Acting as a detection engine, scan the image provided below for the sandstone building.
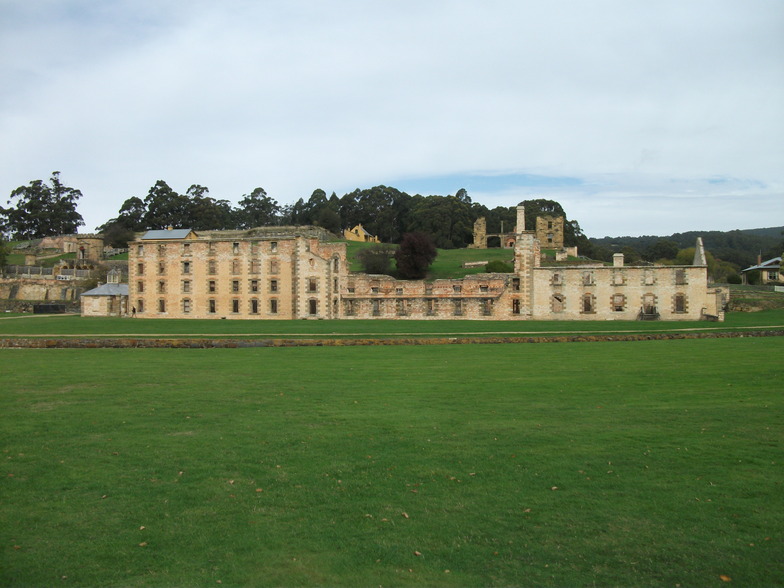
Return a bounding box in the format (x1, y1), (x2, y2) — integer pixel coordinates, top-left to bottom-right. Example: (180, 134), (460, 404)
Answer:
(125, 207), (727, 321)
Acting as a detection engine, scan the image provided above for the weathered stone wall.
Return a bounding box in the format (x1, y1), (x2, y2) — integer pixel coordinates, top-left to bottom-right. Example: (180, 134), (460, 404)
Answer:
(535, 216), (564, 249)
(129, 232), (347, 320)
(0, 278), (83, 302)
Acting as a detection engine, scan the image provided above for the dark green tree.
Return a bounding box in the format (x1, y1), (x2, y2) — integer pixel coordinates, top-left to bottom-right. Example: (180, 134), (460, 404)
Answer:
(339, 186), (412, 243)
(235, 188), (281, 228)
(1, 172), (84, 239)
(644, 239), (680, 261)
(395, 232), (437, 279)
(408, 194), (473, 249)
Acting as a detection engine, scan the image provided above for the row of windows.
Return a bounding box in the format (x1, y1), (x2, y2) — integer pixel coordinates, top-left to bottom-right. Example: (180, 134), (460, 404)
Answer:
(135, 277), (324, 294)
(136, 259), (282, 276)
(137, 297), (284, 315)
(552, 269), (689, 287)
(344, 298), (497, 317)
(551, 293), (688, 314)
(137, 241), (279, 256)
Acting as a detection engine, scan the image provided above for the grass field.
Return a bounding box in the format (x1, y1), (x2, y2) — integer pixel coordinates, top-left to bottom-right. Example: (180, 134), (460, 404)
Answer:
(1, 336), (782, 586)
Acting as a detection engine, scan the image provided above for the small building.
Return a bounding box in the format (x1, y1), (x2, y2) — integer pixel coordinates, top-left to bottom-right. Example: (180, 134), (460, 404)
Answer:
(741, 256), (782, 285)
(80, 269), (129, 317)
(343, 224), (379, 243)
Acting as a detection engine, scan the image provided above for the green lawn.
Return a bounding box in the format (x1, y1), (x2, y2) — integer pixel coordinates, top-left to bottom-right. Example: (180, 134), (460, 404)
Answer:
(1, 310), (783, 339)
(1, 337), (782, 587)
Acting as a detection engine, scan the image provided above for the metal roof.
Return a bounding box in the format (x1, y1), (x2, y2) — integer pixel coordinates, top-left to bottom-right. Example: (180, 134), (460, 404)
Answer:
(141, 229), (194, 240)
(81, 283), (129, 297)
(742, 257), (781, 272)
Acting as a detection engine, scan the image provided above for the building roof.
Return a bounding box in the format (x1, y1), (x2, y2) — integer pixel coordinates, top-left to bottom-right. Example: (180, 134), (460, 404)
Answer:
(81, 283), (129, 297)
(742, 257), (781, 272)
(141, 229), (194, 240)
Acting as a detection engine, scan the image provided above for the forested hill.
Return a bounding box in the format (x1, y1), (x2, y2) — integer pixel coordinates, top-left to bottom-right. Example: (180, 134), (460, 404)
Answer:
(589, 227), (784, 268)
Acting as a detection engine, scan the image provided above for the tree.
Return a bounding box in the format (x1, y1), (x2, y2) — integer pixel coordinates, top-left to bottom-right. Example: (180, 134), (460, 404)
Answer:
(395, 232), (437, 279)
(1, 171), (84, 239)
(0, 238), (9, 268)
(645, 239), (679, 262)
(235, 188), (281, 228)
(408, 194), (473, 249)
(356, 243), (397, 275)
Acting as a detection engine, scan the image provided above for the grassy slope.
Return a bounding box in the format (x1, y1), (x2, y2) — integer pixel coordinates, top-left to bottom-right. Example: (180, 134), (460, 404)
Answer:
(1, 338), (781, 587)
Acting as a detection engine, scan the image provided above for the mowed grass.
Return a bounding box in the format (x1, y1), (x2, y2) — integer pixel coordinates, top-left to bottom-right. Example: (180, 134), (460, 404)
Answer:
(1, 338), (782, 587)
(1, 309), (783, 339)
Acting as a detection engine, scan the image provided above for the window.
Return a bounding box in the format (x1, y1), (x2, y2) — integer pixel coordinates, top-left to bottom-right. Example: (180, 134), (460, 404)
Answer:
(512, 278), (520, 292)
(158, 262), (166, 274)
(552, 273), (562, 286)
(250, 280), (259, 293)
(309, 299), (318, 315)
(182, 298), (191, 314)
(270, 241), (277, 252)
(551, 294), (565, 313)
(270, 299), (278, 314)
(333, 278), (338, 290)
(270, 279), (278, 292)
(232, 299), (240, 313)
(208, 280), (216, 293)
(371, 287), (379, 294)
(333, 258), (339, 271)
(233, 242), (240, 254)
(231, 259), (240, 274)
(426, 299), (436, 316)
(137, 299), (144, 313)
(270, 260), (279, 274)
(612, 294), (625, 312)
(209, 299), (216, 314)
(182, 261), (191, 274)
(674, 293), (687, 313)
(768, 271), (779, 281)
(396, 287), (403, 295)
(512, 299), (521, 314)
(158, 244), (166, 255)
(644, 271), (655, 286)
(612, 272), (625, 286)
(182, 243), (190, 256)
(137, 244), (144, 256)
(250, 260), (260, 274)
(250, 299), (259, 314)
(582, 293), (595, 313)
(232, 280), (240, 293)
(482, 299), (492, 316)
(643, 294), (657, 315)
(158, 299), (166, 313)
(251, 241), (259, 254)
(453, 299), (463, 316)
(137, 280), (144, 293)
(396, 299), (407, 316)
(182, 280), (191, 293)
(372, 300), (381, 316)
(208, 259), (216, 275)
(308, 278), (317, 292)
(480, 285), (489, 293)
(345, 300), (355, 316)
(675, 269), (687, 285)
(582, 272), (593, 286)
(347, 287), (355, 293)
(453, 285), (462, 293)
(208, 242), (216, 255)
(158, 280), (166, 293)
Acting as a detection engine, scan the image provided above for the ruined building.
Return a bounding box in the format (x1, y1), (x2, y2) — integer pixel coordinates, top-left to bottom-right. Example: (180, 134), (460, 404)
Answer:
(125, 207), (727, 321)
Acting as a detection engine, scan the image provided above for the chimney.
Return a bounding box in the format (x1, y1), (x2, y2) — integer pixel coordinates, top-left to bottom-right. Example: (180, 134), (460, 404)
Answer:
(613, 253), (624, 267)
(516, 205), (525, 233)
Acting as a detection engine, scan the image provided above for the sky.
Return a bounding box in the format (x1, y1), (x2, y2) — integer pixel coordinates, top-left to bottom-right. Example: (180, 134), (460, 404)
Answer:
(1, 0), (782, 238)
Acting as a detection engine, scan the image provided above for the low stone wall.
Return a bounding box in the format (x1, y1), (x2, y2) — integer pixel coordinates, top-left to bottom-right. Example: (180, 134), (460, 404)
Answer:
(1, 330), (781, 349)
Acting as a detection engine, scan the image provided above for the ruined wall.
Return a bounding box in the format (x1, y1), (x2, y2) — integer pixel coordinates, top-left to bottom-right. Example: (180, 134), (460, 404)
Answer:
(0, 278), (82, 302)
(530, 263), (723, 320)
(535, 216), (564, 249)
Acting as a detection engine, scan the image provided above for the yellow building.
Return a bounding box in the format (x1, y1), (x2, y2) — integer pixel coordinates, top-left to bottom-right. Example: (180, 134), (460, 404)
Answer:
(343, 224), (379, 243)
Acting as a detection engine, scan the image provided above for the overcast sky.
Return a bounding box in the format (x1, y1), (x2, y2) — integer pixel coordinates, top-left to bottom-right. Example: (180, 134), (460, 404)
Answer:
(1, 0), (782, 238)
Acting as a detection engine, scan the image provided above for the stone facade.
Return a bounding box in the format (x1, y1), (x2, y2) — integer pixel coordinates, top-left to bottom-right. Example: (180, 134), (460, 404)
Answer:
(125, 210), (727, 322)
(535, 216), (564, 250)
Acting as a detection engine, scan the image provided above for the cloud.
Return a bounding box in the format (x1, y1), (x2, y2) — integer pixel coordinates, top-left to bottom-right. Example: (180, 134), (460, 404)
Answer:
(0, 0), (782, 236)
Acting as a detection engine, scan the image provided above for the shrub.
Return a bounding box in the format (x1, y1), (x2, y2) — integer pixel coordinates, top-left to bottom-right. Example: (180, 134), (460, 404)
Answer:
(485, 260), (514, 273)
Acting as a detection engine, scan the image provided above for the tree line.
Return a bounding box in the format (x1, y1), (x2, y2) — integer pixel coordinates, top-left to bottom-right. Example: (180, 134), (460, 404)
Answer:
(0, 172), (595, 254)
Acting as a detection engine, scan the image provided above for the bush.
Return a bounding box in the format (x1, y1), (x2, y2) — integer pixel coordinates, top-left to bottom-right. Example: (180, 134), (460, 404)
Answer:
(485, 260), (513, 273)
(356, 244), (396, 275)
(726, 273), (742, 284)
(395, 232), (437, 279)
